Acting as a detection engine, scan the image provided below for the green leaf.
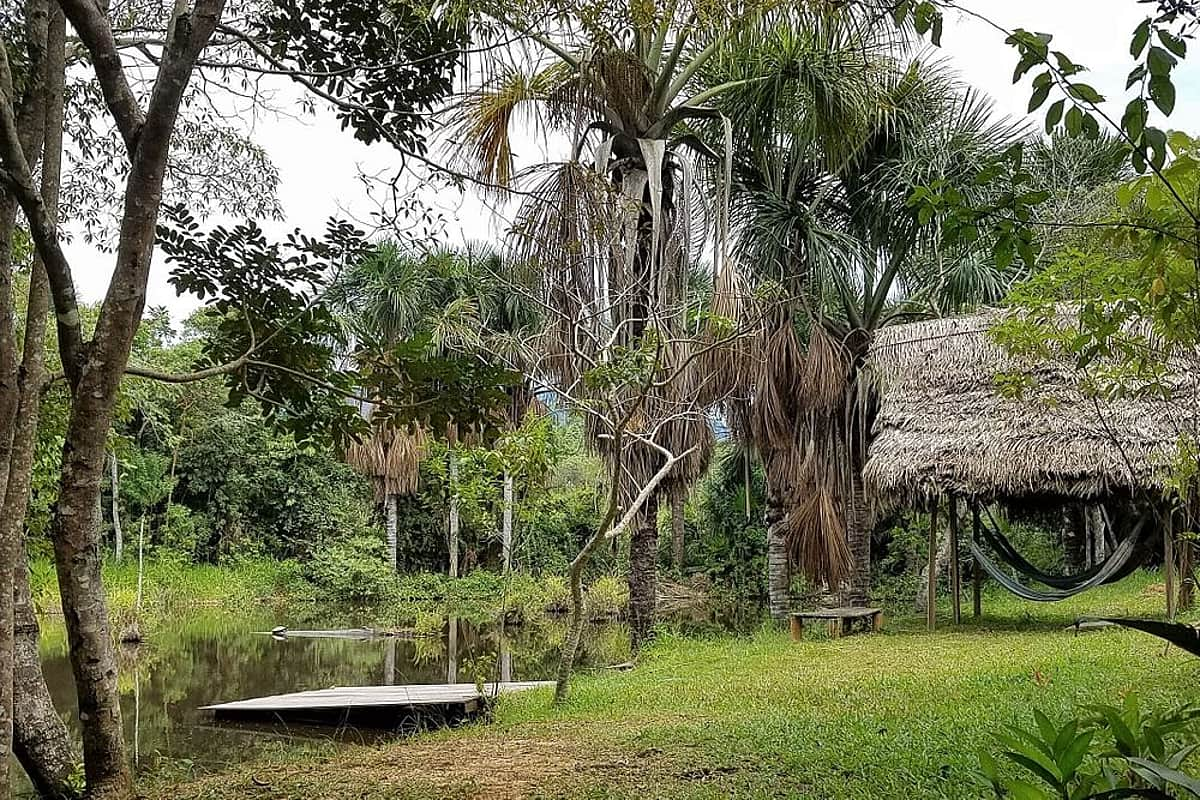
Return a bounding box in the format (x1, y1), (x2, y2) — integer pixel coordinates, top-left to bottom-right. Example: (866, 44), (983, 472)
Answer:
(1059, 731), (1094, 779)
(1127, 757), (1200, 797)
(1146, 127), (1168, 171)
(1159, 28), (1187, 58)
(1006, 752), (1063, 791)
(1052, 51), (1080, 75)
(1065, 105), (1083, 136)
(1093, 705), (1138, 755)
(1127, 64), (1147, 89)
(1131, 18), (1152, 57)
(1122, 98), (1148, 141)
(1029, 83), (1052, 112)
(979, 750), (1001, 784)
(1149, 75), (1176, 115)
(1133, 146), (1148, 174)
(1051, 720), (1077, 758)
(1045, 99), (1065, 132)
(1006, 779), (1052, 800)
(1168, 130), (1192, 154)
(1034, 710), (1057, 747)
(1148, 45), (1176, 77)
(1108, 179), (1128, 208)
(1068, 83), (1104, 104)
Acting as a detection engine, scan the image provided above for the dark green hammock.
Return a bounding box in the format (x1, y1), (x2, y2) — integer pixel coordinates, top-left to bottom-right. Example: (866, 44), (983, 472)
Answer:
(969, 508), (1148, 602)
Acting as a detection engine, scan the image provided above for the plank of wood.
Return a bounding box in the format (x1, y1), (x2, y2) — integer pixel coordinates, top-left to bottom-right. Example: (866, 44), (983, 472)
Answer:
(201, 681), (554, 713)
(790, 607), (882, 620)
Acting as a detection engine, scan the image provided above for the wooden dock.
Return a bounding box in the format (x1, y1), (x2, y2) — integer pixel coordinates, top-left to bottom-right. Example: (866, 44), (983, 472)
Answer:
(201, 682), (553, 728)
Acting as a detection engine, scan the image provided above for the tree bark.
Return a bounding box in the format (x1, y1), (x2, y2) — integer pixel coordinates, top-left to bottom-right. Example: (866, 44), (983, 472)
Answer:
(110, 452), (122, 562)
(0, 197), (26, 800)
(765, 489), (790, 621)
(15, 556), (78, 799)
(627, 491), (660, 651)
(839, 469), (871, 607)
(12, 3), (229, 796)
(448, 449), (459, 578)
(670, 487), (685, 573)
(384, 493), (398, 572)
(9, 10), (77, 794)
(502, 468), (513, 574)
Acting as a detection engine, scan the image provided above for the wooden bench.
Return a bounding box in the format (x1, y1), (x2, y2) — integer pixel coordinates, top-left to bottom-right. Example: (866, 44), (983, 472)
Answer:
(789, 607), (883, 641)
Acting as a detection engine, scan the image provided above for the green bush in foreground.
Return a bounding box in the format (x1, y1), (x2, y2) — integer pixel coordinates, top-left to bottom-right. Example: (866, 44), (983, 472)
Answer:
(982, 694), (1200, 798)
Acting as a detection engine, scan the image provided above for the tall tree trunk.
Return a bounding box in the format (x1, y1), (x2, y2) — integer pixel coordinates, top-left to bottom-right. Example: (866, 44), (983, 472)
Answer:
(627, 491), (660, 651)
(384, 493), (398, 572)
(0, 197), (26, 800)
(840, 470), (871, 607)
(10, 12), (76, 793)
(448, 449), (459, 578)
(765, 488), (790, 621)
(15, 557), (78, 798)
(0, 10), (56, 790)
(110, 451), (122, 562)
(670, 488), (685, 572)
(502, 468), (513, 574)
(5, 3), (225, 797)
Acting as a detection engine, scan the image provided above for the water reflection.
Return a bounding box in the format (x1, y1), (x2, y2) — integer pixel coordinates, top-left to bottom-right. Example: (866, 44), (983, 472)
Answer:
(26, 607), (628, 787)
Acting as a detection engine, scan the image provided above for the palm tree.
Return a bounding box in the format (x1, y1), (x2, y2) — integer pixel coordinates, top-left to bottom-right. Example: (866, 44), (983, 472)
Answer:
(709, 31), (1026, 610)
(336, 243), (538, 573)
(451, 0), (856, 648)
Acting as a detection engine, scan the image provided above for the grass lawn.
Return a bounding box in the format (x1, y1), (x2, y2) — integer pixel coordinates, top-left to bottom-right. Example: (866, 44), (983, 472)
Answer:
(154, 572), (1199, 800)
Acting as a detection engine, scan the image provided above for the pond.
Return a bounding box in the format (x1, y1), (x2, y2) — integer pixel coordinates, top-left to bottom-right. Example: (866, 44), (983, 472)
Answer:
(21, 605), (629, 790)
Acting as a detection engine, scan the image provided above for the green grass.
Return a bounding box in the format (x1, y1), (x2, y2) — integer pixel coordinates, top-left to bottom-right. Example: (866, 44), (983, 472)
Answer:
(29, 556), (305, 639)
(152, 571), (1200, 800)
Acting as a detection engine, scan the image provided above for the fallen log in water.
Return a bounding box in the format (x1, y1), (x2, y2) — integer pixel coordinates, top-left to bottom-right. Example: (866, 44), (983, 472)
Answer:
(263, 627), (435, 640)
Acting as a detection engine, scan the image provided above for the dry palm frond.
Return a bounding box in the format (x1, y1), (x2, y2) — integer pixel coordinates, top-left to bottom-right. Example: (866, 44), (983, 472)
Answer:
(345, 425), (429, 502)
(800, 324), (851, 414)
(786, 478), (853, 586)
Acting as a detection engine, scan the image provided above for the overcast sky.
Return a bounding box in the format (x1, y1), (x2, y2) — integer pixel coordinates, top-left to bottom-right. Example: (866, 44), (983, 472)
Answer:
(63, 0), (1200, 322)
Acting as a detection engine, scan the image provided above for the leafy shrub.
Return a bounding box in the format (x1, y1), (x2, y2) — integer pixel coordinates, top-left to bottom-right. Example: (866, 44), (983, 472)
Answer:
(979, 693), (1200, 798)
(585, 574), (628, 619)
(303, 536), (397, 604)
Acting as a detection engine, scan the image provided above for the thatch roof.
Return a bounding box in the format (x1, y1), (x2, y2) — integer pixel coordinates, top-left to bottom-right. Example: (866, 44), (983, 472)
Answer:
(863, 308), (1196, 505)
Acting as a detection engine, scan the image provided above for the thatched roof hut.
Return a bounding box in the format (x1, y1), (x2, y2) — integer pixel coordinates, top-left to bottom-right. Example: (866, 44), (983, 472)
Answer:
(863, 308), (1197, 506)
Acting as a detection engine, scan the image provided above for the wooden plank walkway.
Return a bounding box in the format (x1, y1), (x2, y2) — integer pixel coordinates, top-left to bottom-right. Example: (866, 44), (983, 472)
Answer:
(201, 682), (554, 728)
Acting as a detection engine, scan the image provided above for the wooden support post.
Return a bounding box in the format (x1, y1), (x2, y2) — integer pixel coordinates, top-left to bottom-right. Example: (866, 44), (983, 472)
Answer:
(1180, 532), (1195, 612)
(1165, 510), (1178, 621)
(789, 615), (803, 642)
(927, 501), (939, 632)
(972, 502), (982, 618)
(949, 496), (962, 625)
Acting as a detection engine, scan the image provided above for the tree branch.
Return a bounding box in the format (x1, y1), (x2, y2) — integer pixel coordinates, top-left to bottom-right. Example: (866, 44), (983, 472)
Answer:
(57, 0), (146, 150)
(0, 39), (85, 384)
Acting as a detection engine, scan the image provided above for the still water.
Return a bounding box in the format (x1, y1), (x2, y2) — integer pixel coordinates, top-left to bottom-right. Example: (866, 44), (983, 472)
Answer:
(26, 605), (628, 787)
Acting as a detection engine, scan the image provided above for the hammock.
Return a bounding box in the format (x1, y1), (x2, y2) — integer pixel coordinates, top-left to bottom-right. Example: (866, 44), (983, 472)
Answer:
(978, 506), (1147, 590)
(969, 510), (1147, 602)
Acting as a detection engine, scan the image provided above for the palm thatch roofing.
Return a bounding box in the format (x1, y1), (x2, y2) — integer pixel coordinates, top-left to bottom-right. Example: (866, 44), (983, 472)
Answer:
(863, 308), (1196, 506)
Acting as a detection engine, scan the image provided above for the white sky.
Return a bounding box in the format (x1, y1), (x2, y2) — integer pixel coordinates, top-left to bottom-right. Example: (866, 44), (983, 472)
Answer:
(63, 0), (1200, 321)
